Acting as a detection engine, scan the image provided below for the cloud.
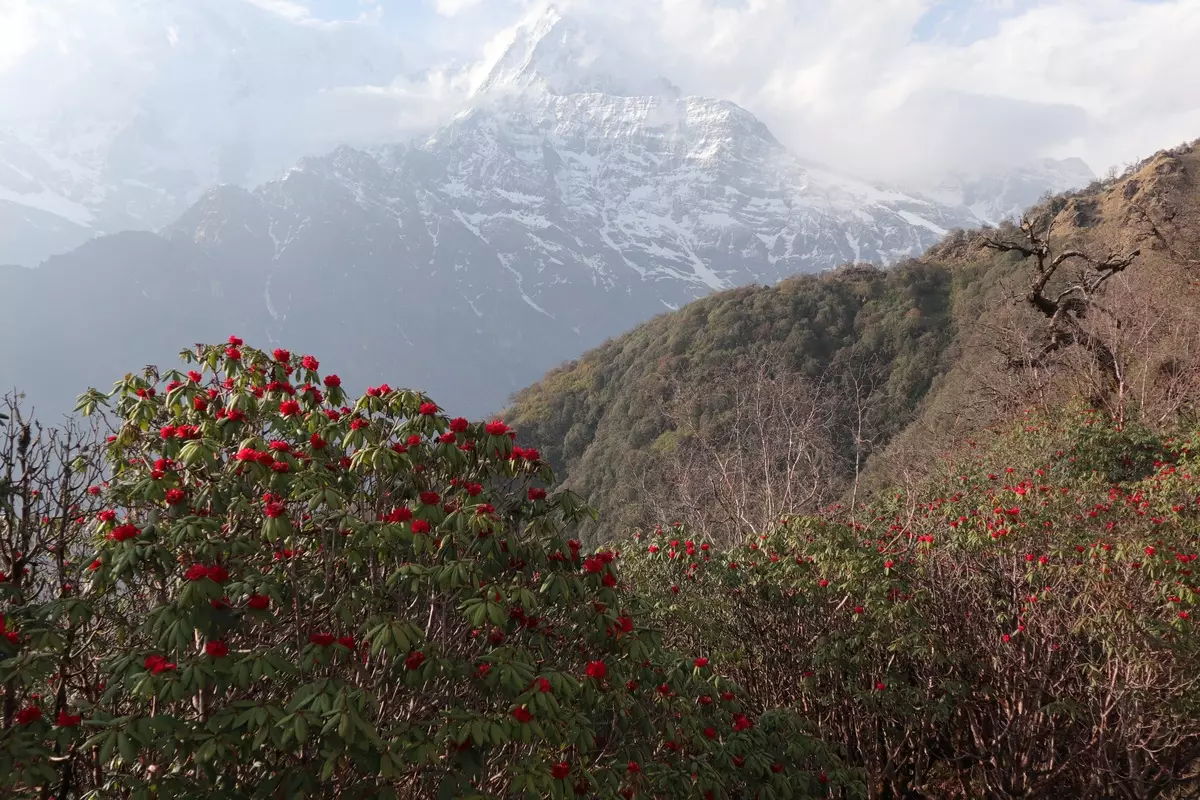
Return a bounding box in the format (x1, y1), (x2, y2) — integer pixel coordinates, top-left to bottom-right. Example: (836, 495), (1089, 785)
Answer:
(432, 0), (486, 16)
(517, 0), (1200, 180)
(1, 0), (1197, 188)
(239, 0), (314, 22)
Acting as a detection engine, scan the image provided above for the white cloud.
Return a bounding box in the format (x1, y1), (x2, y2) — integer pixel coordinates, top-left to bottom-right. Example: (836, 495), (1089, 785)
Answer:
(432, 0), (486, 16)
(513, 0), (1200, 180)
(1, 0), (1197, 188)
(239, 0), (313, 22)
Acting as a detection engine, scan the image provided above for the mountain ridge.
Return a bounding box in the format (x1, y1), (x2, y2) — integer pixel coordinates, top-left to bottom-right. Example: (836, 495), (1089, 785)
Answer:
(1, 6), (1095, 427)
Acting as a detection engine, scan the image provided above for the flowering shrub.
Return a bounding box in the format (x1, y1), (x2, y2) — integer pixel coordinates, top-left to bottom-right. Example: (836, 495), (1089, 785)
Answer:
(0, 342), (844, 798)
(622, 409), (1200, 797)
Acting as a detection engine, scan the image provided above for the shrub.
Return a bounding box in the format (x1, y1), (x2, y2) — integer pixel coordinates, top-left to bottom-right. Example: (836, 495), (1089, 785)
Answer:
(0, 341), (843, 799)
(622, 411), (1200, 797)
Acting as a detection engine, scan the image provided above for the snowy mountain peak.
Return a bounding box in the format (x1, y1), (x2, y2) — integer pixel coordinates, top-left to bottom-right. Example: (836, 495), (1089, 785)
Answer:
(474, 5), (680, 98)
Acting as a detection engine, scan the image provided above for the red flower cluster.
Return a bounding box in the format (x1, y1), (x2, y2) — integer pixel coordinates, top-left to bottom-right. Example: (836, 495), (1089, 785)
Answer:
(15, 705), (41, 726)
(56, 710), (82, 727)
(107, 523), (139, 542)
(144, 654), (177, 675)
(185, 564), (229, 583)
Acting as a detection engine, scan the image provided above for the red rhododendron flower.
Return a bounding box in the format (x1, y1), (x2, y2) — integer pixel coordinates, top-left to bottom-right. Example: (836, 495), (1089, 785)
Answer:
(144, 655), (177, 675)
(511, 706), (533, 723)
(528, 487), (547, 501)
(550, 762), (570, 780)
(279, 400), (300, 417)
(385, 507), (412, 523)
(323, 374), (341, 388)
(732, 713), (753, 731)
(205, 640), (229, 658)
(586, 660), (607, 679)
(272, 348), (291, 362)
(56, 710), (82, 727)
(301, 354), (319, 370)
(310, 633), (335, 647)
(184, 564), (209, 581)
(485, 420), (509, 436)
(419, 491), (440, 505)
(225, 347), (241, 360)
(164, 488), (186, 505)
(627, 761), (641, 774)
(108, 523), (139, 542)
(404, 651), (425, 670)
(411, 519), (431, 534)
(207, 565), (229, 584)
(338, 636), (356, 650)
(419, 402), (438, 415)
(247, 594), (270, 611)
(450, 417), (469, 432)
(15, 705), (41, 726)
(694, 657), (709, 668)
(98, 509), (117, 523)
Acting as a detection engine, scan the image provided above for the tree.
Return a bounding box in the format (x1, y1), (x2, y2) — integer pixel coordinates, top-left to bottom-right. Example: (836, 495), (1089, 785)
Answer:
(982, 215), (1141, 420)
(1, 340), (841, 799)
(636, 352), (843, 546)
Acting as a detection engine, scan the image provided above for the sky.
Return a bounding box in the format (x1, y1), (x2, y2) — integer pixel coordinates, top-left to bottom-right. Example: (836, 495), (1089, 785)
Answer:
(1, 0), (1199, 184)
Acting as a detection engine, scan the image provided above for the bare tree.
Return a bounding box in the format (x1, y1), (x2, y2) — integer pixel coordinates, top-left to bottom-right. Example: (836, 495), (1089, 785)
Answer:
(983, 215), (1141, 420)
(636, 352), (844, 545)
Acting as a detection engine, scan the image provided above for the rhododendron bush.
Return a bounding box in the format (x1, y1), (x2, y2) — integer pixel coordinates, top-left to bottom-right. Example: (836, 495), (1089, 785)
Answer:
(0, 341), (845, 799)
(622, 411), (1200, 797)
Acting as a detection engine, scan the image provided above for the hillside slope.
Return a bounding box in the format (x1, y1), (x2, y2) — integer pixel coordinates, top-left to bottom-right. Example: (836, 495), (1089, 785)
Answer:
(505, 139), (1200, 540)
(503, 260), (960, 538)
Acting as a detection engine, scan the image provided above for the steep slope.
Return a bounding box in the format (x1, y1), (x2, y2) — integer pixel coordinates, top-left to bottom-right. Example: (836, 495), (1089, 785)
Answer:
(504, 139), (1200, 537)
(872, 139), (1200, 488)
(502, 260), (959, 537)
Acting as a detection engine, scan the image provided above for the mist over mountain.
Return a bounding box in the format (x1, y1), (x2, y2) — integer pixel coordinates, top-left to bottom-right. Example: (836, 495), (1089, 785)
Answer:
(0, 5), (1094, 423)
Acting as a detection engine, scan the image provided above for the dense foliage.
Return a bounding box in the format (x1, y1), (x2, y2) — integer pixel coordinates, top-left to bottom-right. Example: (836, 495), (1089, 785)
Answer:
(0, 342), (846, 799)
(621, 407), (1200, 797)
(503, 261), (959, 542)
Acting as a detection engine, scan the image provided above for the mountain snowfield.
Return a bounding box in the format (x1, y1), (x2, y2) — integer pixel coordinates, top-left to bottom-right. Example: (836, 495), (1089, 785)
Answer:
(0, 4), (1093, 420)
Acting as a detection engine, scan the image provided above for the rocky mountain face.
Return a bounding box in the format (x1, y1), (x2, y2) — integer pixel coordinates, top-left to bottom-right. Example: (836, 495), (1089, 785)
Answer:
(0, 6), (1092, 422)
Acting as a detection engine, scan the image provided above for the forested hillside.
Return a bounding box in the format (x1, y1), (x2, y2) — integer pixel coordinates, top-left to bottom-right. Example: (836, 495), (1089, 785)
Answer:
(504, 140), (1200, 543)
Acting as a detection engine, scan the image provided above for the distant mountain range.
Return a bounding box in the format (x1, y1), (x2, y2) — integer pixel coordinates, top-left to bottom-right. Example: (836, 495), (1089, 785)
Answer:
(0, 5), (1094, 421)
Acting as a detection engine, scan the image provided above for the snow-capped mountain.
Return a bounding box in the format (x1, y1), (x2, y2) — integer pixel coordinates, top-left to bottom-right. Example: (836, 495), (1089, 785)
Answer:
(0, 0), (406, 267)
(173, 7), (982, 315)
(0, 5), (1094, 422)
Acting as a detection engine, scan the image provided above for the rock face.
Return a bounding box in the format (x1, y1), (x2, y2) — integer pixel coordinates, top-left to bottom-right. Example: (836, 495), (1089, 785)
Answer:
(0, 6), (1091, 421)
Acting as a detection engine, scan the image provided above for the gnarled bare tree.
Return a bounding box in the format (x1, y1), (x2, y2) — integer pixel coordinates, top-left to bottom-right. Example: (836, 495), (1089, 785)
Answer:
(983, 215), (1141, 419)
